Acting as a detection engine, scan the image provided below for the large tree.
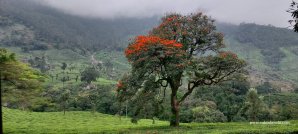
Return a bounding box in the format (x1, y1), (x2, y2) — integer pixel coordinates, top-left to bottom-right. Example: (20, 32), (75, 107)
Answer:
(117, 13), (246, 126)
(1, 48), (44, 133)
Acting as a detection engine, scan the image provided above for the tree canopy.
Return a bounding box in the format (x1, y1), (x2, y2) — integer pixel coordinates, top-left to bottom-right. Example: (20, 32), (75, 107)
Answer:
(0, 48), (44, 109)
(80, 66), (100, 84)
(117, 13), (246, 126)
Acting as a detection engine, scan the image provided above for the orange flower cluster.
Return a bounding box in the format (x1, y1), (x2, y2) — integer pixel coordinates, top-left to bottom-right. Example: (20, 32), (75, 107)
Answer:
(125, 36), (183, 57)
(158, 16), (180, 28)
(166, 16), (178, 22)
(219, 52), (237, 59)
(117, 81), (123, 88)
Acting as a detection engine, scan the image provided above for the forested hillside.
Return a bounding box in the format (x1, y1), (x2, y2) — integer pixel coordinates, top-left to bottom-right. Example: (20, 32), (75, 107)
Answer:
(0, 0), (158, 53)
(1, 0), (298, 132)
(217, 23), (298, 90)
(1, 0), (297, 91)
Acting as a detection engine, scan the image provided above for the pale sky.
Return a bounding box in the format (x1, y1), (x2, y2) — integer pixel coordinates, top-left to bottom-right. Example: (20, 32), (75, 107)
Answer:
(37, 0), (293, 28)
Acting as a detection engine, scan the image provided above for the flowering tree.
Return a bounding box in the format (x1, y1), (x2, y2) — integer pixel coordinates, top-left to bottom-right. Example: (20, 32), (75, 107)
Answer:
(117, 13), (246, 126)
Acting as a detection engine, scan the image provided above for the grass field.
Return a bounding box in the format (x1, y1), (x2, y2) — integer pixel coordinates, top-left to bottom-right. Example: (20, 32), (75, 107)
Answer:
(3, 107), (298, 134)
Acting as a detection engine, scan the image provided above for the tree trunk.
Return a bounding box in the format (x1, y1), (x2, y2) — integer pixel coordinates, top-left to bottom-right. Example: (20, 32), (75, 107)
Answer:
(152, 117), (155, 124)
(63, 102), (66, 115)
(0, 71), (3, 134)
(170, 88), (180, 127)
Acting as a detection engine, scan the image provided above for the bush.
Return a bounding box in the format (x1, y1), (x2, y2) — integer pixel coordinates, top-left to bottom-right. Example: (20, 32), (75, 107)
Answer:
(256, 82), (280, 94)
(192, 106), (227, 123)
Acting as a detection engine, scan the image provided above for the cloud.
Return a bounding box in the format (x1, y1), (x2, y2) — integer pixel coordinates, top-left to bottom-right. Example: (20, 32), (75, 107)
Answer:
(38, 0), (293, 27)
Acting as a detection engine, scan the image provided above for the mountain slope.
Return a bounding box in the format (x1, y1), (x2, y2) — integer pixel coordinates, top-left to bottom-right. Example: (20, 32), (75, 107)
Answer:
(0, 0), (297, 90)
(0, 0), (158, 52)
(217, 23), (298, 90)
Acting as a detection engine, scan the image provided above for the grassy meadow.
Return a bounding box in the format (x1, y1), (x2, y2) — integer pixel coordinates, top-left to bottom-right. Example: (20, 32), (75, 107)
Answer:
(3, 107), (298, 134)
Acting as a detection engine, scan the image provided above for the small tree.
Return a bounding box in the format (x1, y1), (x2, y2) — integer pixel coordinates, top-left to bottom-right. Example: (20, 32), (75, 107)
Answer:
(49, 62), (81, 114)
(117, 13), (246, 126)
(244, 88), (262, 121)
(58, 88), (71, 115)
(80, 66), (100, 84)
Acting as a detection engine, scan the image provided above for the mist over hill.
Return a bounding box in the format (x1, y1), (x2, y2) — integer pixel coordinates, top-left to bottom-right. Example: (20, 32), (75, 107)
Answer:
(0, 0), (298, 89)
(0, 0), (159, 53)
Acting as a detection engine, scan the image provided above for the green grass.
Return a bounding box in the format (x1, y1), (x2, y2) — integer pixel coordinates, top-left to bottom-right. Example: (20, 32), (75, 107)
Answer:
(3, 107), (167, 134)
(3, 107), (298, 134)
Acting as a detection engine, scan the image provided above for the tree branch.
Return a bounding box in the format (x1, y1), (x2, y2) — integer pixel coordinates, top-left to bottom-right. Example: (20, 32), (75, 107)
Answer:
(156, 78), (168, 87)
(178, 82), (197, 104)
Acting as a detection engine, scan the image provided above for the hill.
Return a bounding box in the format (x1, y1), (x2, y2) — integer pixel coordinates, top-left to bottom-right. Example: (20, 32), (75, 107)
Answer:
(0, 0), (298, 91)
(217, 23), (298, 91)
(0, 0), (158, 52)
(3, 107), (298, 133)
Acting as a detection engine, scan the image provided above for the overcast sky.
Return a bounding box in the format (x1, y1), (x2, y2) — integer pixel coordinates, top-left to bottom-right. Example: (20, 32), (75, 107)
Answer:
(39, 0), (293, 28)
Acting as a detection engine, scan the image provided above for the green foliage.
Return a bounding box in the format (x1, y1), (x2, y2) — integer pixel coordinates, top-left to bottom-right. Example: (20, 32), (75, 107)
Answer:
(241, 88), (266, 121)
(263, 93), (298, 120)
(117, 73), (165, 122)
(191, 81), (249, 122)
(118, 13), (246, 126)
(0, 48), (45, 109)
(80, 66), (100, 84)
(255, 82), (280, 94)
(0, 48), (16, 62)
(43, 83), (118, 114)
(58, 88), (71, 114)
(0, 47), (126, 112)
(191, 105), (227, 123)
